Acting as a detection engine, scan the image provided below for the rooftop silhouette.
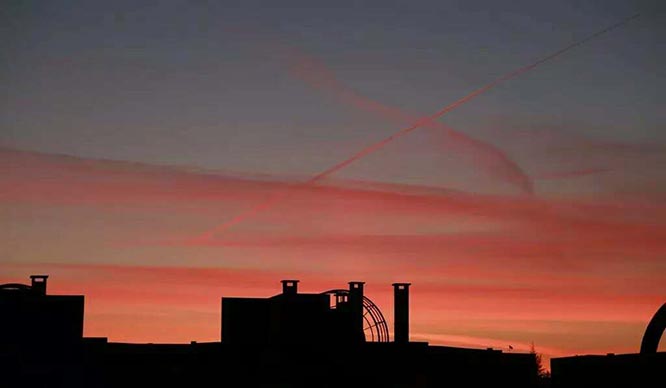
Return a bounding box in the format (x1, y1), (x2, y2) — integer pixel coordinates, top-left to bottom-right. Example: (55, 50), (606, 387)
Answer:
(222, 280), (390, 345)
(2, 274), (664, 387)
(550, 302), (666, 388)
(1, 274), (84, 347)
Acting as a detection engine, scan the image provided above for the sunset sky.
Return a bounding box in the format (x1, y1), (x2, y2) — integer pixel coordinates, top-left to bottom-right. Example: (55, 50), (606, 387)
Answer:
(1, 0), (665, 364)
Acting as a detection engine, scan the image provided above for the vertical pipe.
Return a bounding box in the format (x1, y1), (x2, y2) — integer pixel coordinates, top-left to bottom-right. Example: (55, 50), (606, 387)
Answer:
(393, 283), (411, 343)
(30, 275), (48, 296)
(348, 281), (365, 341)
(281, 279), (299, 295)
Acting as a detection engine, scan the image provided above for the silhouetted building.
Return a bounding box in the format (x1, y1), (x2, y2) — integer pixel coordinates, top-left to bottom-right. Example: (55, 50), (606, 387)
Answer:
(0, 275), (84, 347)
(221, 280), (366, 345)
(551, 352), (665, 388)
(1, 275), (539, 388)
(640, 303), (666, 354)
(551, 303), (666, 387)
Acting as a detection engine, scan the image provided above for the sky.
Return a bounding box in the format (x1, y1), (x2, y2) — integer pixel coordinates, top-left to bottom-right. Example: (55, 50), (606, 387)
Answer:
(1, 0), (665, 365)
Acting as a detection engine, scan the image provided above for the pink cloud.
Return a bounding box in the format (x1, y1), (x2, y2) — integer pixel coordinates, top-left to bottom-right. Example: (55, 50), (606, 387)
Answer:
(3, 147), (665, 251)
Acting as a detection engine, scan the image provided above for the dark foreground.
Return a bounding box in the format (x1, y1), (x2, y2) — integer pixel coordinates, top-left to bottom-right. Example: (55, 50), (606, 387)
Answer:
(2, 340), (538, 388)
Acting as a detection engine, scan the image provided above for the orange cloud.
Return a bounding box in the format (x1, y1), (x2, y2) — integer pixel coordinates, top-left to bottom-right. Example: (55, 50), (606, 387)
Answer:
(1, 147), (664, 357)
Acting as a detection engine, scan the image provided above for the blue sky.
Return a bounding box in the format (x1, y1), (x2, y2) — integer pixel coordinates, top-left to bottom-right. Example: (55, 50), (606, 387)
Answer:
(2, 0), (663, 186)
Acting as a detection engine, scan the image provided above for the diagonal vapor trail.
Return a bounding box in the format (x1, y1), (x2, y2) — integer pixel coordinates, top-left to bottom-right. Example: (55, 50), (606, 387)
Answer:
(196, 14), (639, 241)
(306, 14), (640, 182)
(284, 47), (533, 193)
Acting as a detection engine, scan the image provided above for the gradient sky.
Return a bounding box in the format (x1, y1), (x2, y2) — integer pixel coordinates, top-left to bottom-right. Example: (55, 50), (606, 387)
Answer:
(2, 0), (665, 365)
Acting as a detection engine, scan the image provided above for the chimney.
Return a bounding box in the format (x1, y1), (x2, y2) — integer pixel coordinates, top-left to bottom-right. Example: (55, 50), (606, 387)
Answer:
(348, 281), (365, 339)
(281, 280), (299, 295)
(392, 283), (411, 343)
(30, 275), (49, 296)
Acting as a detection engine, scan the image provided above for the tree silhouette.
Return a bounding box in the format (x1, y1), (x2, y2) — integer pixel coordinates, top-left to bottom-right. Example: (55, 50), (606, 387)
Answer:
(530, 342), (551, 379)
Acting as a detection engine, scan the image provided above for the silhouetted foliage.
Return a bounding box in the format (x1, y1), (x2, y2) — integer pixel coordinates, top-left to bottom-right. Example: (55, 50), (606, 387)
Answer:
(530, 342), (551, 379)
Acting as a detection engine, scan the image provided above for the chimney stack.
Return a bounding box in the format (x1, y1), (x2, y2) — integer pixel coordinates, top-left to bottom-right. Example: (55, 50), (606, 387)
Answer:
(392, 283), (411, 343)
(30, 275), (48, 296)
(281, 280), (299, 295)
(348, 281), (365, 340)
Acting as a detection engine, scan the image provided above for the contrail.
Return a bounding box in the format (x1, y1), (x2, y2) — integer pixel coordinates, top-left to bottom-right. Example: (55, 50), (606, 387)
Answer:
(307, 14), (640, 181)
(196, 14), (639, 241)
(534, 167), (613, 180)
(285, 46), (534, 193)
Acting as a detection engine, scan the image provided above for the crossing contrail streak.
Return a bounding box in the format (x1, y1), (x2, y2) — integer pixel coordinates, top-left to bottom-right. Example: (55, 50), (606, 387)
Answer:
(285, 47), (534, 193)
(306, 14), (640, 182)
(196, 14), (639, 241)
